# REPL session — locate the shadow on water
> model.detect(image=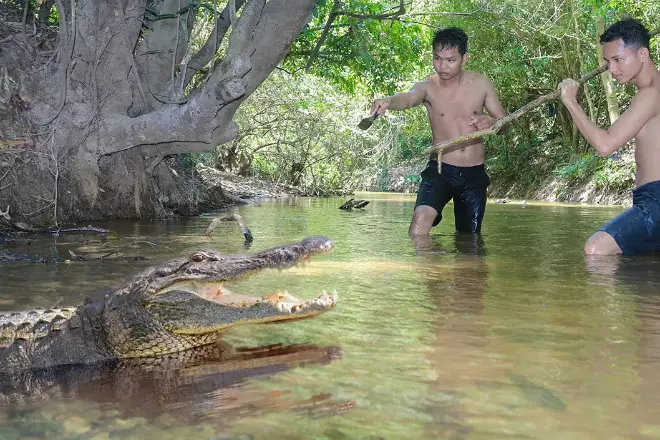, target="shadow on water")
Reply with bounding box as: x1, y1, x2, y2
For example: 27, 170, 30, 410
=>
0, 342, 348, 423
